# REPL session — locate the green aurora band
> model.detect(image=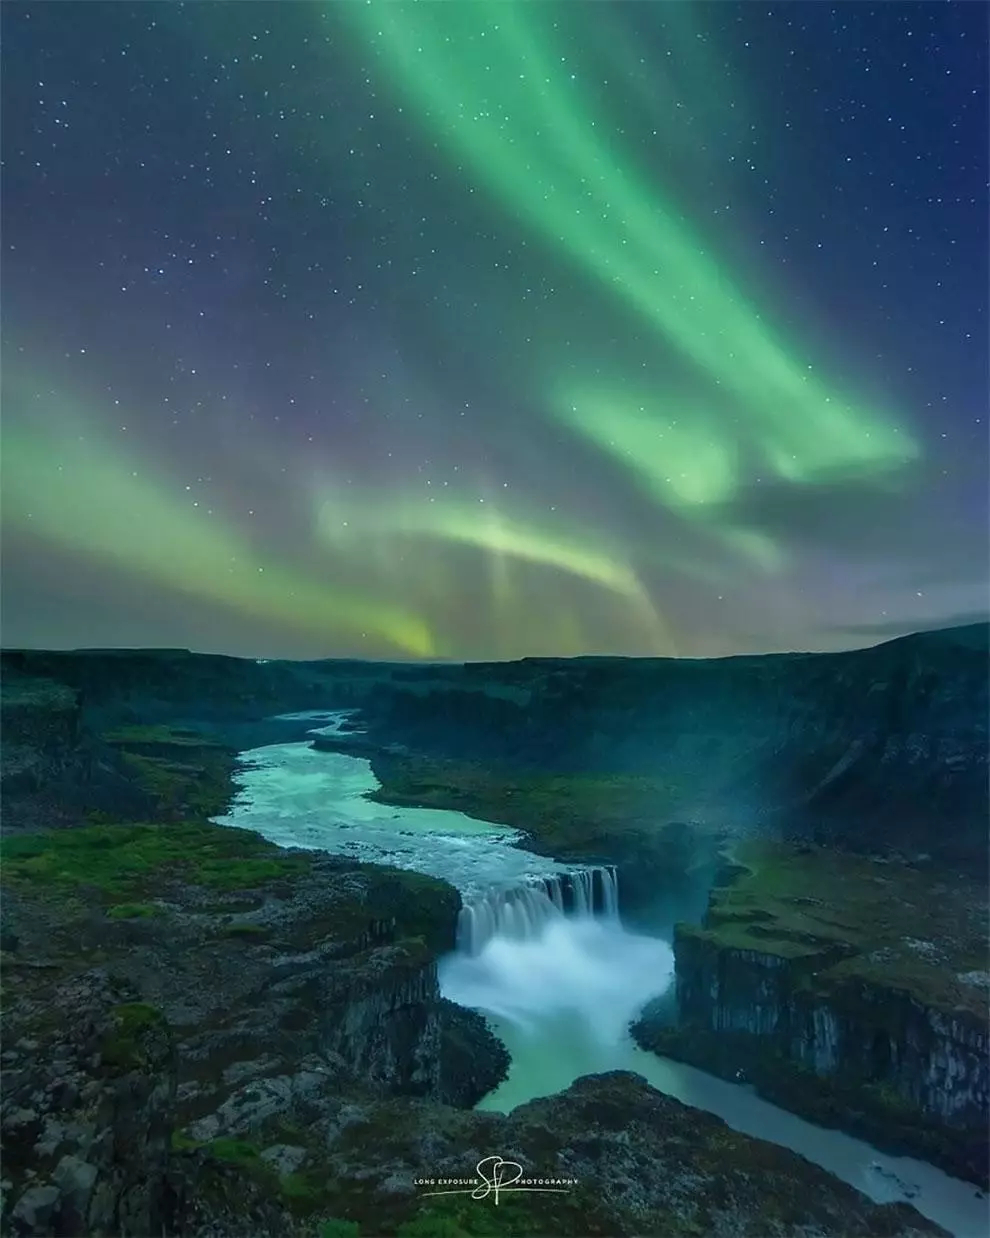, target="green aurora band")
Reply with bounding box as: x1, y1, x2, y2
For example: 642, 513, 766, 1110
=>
336, 1, 918, 511
3, 380, 436, 657
2, 3, 929, 659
